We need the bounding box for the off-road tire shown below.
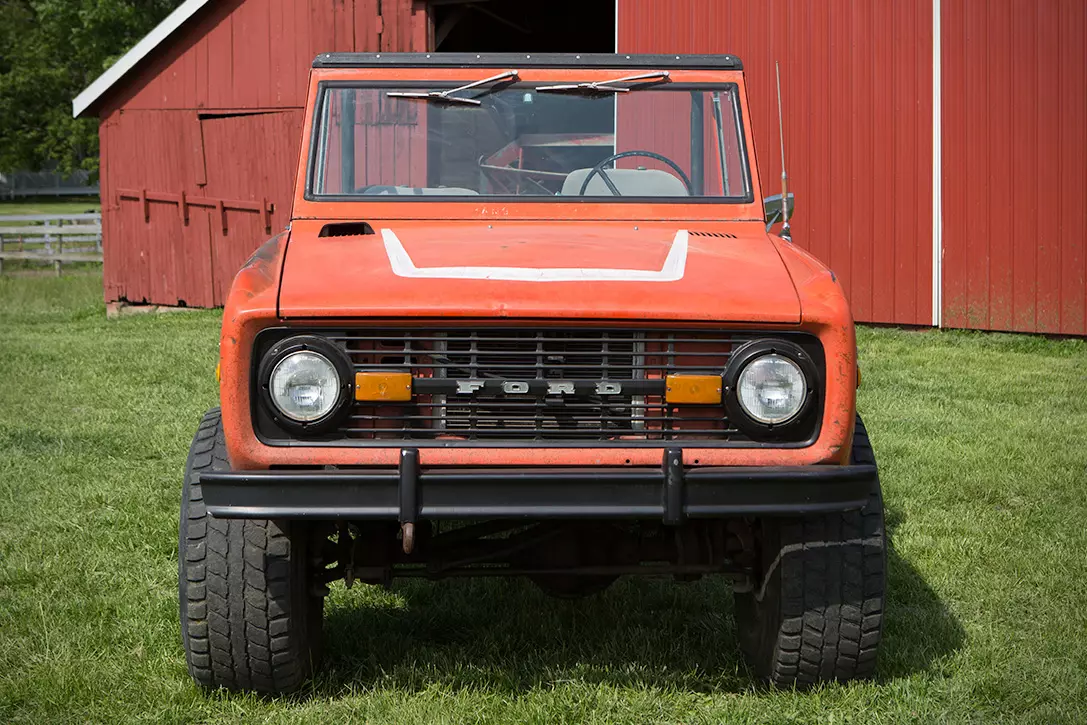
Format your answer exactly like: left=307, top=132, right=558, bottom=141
left=735, top=415, right=886, bottom=687
left=179, top=408, right=324, bottom=694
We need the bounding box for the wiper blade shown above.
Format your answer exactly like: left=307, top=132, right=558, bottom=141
left=387, top=70, right=518, bottom=105
left=535, top=71, right=670, bottom=94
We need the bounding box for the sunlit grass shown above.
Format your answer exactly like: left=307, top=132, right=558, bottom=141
left=1, top=274, right=1085, bottom=724
left=0, top=196, right=100, bottom=218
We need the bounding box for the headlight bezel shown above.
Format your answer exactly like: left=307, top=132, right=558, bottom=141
left=256, top=334, right=353, bottom=434
left=723, top=338, right=820, bottom=441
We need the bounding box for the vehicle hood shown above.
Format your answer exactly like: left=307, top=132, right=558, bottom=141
left=277, top=220, right=801, bottom=323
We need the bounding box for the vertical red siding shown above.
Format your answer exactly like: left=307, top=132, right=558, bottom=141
left=942, top=0, right=1087, bottom=334
left=616, top=90, right=743, bottom=196
left=118, top=0, right=375, bottom=113
left=200, top=111, right=303, bottom=304
left=615, top=92, right=691, bottom=175
left=618, top=0, right=934, bottom=327
left=101, top=110, right=216, bottom=307
left=942, top=0, right=966, bottom=327
left=92, top=0, right=1087, bottom=326
left=1058, top=1, right=1087, bottom=335
left=849, top=0, right=873, bottom=318
left=316, top=91, right=426, bottom=193
left=97, top=0, right=427, bottom=306
left=871, top=1, right=896, bottom=323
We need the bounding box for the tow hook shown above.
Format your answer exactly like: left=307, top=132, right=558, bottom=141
left=399, top=450, right=419, bottom=554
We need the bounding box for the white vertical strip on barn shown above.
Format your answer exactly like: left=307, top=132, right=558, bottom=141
left=613, top=0, right=620, bottom=155
left=932, top=0, right=943, bottom=327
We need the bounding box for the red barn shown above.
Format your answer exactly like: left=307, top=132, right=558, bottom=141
left=74, top=0, right=1087, bottom=335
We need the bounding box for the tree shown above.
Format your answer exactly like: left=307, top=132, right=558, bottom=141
left=0, top=0, right=180, bottom=177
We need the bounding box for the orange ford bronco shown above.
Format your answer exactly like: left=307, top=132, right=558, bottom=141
left=180, top=53, right=885, bottom=694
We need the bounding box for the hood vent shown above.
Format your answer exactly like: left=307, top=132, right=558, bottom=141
left=689, top=230, right=737, bottom=239
left=319, top=222, right=375, bottom=238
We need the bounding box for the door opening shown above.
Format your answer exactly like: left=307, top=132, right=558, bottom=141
left=430, top=0, right=615, bottom=53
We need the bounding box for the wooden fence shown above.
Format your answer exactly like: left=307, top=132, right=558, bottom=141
left=0, top=213, right=103, bottom=275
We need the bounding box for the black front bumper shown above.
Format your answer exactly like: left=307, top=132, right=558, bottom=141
left=200, top=449, right=876, bottom=522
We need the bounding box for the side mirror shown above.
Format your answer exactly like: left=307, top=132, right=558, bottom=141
left=763, top=193, right=795, bottom=232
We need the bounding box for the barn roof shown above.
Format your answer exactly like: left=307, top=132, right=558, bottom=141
left=72, top=0, right=212, bottom=117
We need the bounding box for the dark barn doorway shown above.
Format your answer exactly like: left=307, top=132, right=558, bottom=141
left=431, top=0, right=615, bottom=53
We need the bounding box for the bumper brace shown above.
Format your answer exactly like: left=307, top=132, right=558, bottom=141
left=199, top=448, right=876, bottom=523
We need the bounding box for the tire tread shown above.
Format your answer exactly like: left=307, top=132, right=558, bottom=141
left=179, top=408, right=319, bottom=694
left=737, top=415, right=886, bottom=686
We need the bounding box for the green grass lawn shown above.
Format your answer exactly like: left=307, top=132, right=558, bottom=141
left=0, top=196, right=100, bottom=217
left=1, top=274, right=1086, bottom=724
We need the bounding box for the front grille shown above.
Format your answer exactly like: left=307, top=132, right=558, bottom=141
left=253, top=327, right=825, bottom=446
left=323, top=328, right=741, bottom=442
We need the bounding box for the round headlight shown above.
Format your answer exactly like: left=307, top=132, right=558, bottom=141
left=268, top=350, right=342, bottom=422
left=736, top=353, right=807, bottom=424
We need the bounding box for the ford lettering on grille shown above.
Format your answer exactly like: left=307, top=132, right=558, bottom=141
left=455, top=380, right=623, bottom=395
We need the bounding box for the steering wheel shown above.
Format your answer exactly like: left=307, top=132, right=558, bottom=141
left=578, top=150, right=694, bottom=196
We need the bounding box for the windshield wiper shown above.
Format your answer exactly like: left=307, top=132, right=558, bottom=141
left=535, top=71, right=670, bottom=94
left=387, top=70, right=518, bottom=105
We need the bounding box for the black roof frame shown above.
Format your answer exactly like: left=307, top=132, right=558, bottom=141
left=312, top=52, right=743, bottom=71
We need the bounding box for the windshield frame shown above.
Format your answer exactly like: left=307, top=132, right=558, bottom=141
left=302, top=79, right=755, bottom=206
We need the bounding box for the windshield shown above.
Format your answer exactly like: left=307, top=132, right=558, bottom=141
left=308, top=82, right=751, bottom=201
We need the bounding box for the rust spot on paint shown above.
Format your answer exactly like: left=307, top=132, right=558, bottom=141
left=241, top=233, right=285, bottom=274
left=233, top=233, right=287, bottom=300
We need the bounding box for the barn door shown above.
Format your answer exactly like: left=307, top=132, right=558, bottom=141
left=103, top=110, right=217, bottom=308
left=199, top=110, right=304, bottom=305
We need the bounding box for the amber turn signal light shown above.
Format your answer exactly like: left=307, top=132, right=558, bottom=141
left=355, top=371, right=412, bottom=402
left=664, top=374, right=723, bottom=404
